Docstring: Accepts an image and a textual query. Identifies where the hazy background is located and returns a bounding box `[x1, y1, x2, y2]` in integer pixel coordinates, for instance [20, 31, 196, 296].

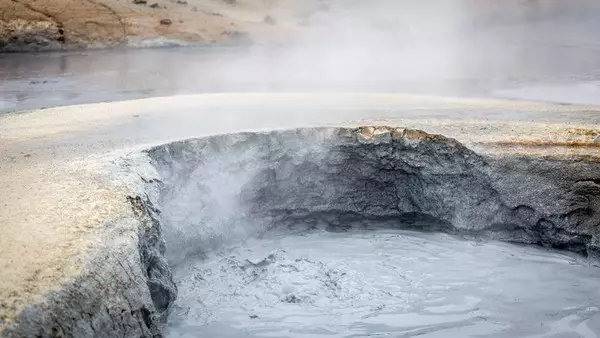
[2, 0, 600, 113]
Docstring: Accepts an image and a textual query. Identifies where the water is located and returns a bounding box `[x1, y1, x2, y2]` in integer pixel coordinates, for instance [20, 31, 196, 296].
[3, 18, 600, 115]
[167, 228, 600, 338]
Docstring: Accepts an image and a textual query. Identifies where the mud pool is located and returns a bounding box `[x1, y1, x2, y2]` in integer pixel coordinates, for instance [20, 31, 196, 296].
[166, 228, 600, 338]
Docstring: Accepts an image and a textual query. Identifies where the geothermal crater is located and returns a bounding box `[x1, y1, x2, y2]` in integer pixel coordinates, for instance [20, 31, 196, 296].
[8, 126, 599, 337]
[138, 127, 600, 337]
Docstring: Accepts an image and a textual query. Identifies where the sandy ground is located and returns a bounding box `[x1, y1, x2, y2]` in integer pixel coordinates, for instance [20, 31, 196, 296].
[1, 93, 600, 326]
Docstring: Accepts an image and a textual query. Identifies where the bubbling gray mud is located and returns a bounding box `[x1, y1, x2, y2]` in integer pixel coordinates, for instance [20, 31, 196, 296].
[166, 227, 600, 338]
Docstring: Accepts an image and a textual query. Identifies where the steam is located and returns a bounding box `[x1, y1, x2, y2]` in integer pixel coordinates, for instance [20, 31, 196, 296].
[159, 154, 261, 263]
[3, 0, 599, 112]
[155, 137, 268, 265]
[177, 0, 600, 99]
[138, 1, 600, 264]
[151, 130, 334, 265]
[206, 0, 470, 91]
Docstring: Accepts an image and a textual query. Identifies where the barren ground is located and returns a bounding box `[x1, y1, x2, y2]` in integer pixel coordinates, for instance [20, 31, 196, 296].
[1, 93, 599, 328]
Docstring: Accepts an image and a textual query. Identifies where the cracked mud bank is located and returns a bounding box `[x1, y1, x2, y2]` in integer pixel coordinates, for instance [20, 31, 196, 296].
[2, 126, 600, 337]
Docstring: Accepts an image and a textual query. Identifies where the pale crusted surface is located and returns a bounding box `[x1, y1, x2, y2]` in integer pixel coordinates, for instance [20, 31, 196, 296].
[0, 155, 134, 328]
[0, 93, 599, 326]
[352, 118, 600, 158]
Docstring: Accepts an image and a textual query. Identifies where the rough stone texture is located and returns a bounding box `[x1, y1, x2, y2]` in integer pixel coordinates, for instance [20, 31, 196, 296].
[149, 127, 600, 261]
[0, 0, 128, 52]
[1, 157, 176, 337]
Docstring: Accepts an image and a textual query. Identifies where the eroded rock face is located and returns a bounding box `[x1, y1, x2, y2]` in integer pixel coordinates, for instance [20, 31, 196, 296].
[0, 0, 126, 52]
[0, 18, 63, 52]
[149, 127, 600, 261]
[3, 191, 176, 337]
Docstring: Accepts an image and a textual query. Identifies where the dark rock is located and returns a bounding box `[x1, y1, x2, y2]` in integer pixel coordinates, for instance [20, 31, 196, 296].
[0, 32, 62, 52]
[176, 0, 187, 4]
[148, 127, 600, 258]
[133, 0, 147, 4]
[160, 18, 173, 25]
[149, 3, 159, 8]
[573, 181, 600, 196]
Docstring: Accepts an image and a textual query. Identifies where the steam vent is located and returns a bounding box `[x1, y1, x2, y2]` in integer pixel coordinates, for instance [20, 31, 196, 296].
[1, 94, 600, 337]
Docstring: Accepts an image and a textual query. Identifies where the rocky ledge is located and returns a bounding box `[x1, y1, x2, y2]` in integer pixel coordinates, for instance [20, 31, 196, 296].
[150, 127, 600, 262]
[1, 153, 177, 336]
[3, 126, 599, 336]
[2, 192, 176, 337]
